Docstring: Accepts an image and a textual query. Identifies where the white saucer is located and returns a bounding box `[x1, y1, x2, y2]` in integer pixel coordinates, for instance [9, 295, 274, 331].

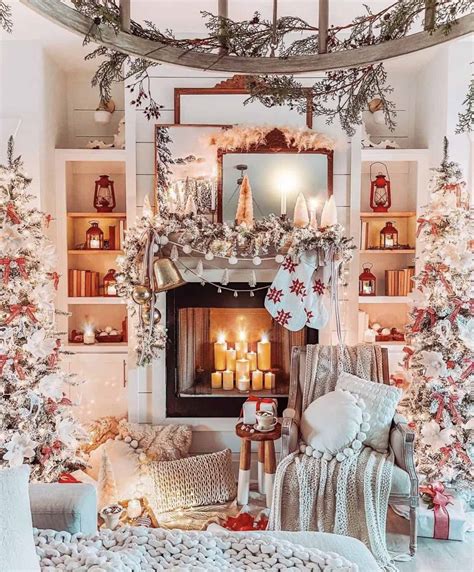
[254, 422, 277, 433]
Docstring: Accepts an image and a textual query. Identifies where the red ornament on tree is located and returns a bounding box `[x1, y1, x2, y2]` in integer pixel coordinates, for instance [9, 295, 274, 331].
[370, 163, 391, 212]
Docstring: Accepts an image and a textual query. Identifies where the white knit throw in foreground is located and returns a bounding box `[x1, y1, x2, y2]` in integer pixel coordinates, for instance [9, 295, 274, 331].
[269, 344, 397, 572]
[33, 527, 358, 571]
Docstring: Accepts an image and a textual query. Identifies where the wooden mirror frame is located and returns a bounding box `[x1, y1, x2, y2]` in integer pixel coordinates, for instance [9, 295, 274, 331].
[216, 127, 333, 223]
[174, 75, 314, 129]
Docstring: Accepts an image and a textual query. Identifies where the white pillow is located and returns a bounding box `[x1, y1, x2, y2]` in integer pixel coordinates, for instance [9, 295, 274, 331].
[300, 389, 370, 462]
[0, 465, 40, 571]
[87, 439, 149, 502]
[336, 371, 402, 452]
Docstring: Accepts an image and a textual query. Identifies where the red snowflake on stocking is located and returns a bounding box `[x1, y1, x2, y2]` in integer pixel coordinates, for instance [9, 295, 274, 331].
[305, 308, 314, 321]
[290, 278, 306, 299]
[312, 279, 325, 295]
[282, 257, 298, 273]
[275, 309, 292, 327]
[267, 287, 284, 304]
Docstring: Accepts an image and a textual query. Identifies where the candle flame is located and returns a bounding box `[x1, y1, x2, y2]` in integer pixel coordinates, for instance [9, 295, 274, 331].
[261, 332, 269, 343]
[217, 332, 226, 344]
[83, 323, 95, 336]
[309, 197, 319, 212]
[239, 330, 246, 342]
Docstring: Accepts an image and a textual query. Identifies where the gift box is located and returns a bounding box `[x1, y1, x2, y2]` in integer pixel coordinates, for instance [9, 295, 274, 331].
[241, 396, 277, 426]
[393, 483, 469, 541]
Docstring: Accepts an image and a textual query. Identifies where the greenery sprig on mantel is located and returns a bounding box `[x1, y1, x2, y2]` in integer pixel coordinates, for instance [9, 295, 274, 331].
[67, 0, 470, 136]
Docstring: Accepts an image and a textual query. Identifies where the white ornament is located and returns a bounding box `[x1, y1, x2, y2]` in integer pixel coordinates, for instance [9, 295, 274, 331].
[421, 420, 456, 452]
[23, 329, 57, 359]
[409, 288, 428, 309]
[205, 251, 214, 261]
[229, 256, 238, 265]
[159, 235, 169, 246]
[31, 283, 55, 311]
[38, 373, 64, 401]
[3, 433, 38, 467]
[182, 244, 192, 255]
[252, 256, 262, 266]
[275, 254, 284, 264]
[419, 350, 448, 379]
[0, 224, 24, 256]
[56, 419, 80, 449]
[457, 317, 474, 351]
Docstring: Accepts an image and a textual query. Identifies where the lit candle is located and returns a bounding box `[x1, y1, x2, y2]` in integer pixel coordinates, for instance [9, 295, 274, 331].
[264, 371, 275, 390]
[252, 370, 263, 391]
[363, 328, 377, 343]
[211, 371, 222, 389]
[309, 198, 319, 229]
[222, 370, 234, 390]
[247, 351, 257, 371]
[257, 334, 271, 371]
[83, 325, 95, 345]
[225, 348, 236, 371]
[280, 188, 287, 217]
[127, 499, 142, 519]
[235, 331, 248, 359]
[214, 334, 227, 371]
[293, 192, 309, 228]
[236, 358, 250, 380]
[237, 376, 250, 392]
[89, 238, 101, 249]
[320, 196, 338, 227]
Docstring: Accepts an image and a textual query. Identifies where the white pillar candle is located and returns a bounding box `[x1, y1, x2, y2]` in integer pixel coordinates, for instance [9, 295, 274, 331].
[309, 197, 319, 229]
[236, 358, 250, 380]
[252, 370, 263, 391]
[257, 336, 271, 371]
[264, 371, 275, 390]
[226, 348, 236, 371]
[246, 351, 257, 371]
[214, 336, 227, 371]
[211, 371, 222, 389]
[320, 196, 337, 227]
[237, 376, 250, 392]
[83, 326, 95, 345]
[222, 370, 234, 390]
[235, 331, 248, 359]
[280, 188, 287, 216]
[127, 499, 142, 519]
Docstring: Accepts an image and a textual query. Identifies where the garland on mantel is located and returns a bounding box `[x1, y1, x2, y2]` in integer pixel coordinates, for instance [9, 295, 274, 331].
[116, 212, 354, 365]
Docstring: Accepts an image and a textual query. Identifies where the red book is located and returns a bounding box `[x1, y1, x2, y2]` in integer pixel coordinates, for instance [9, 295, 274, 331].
[85, 271, 92, 297]
[108, 225, 116, 250]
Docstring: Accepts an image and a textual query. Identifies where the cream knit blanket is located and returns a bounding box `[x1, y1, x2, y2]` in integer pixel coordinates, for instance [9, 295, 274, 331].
[269, 344, 397, 571]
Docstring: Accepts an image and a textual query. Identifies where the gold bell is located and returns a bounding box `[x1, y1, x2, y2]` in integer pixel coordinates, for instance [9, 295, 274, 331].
[153, 257, 185, 292]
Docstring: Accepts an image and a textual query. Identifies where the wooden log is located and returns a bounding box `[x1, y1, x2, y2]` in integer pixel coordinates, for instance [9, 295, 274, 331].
[424, 0, 436, 31]
[20, 0, 474, 73]
[318, 0, 328, 54]
[218, 0, 228, 55]
[119, 0, 130, 33]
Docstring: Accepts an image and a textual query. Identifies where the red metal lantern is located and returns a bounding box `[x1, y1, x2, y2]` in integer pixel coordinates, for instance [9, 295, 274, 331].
[380, 221, 398, 249]
[359, 263, 376, 296]
[103, 268, 117, 296]
[94, 175, 116, 213]
[370, 163, 391, 212]
[86, 220, 104, 250]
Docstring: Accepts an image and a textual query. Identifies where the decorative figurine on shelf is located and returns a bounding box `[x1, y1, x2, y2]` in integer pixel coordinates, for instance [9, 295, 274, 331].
[380, 221, 398, 248]
[86, 221, 104, 249]
[370, 163, 391, 212]
[359, 263, 377, 296]
[94, 175, 116, 213]
[103, 269, 118, 296]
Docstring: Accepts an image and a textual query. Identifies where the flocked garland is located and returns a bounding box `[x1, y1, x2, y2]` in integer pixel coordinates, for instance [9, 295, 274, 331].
[116, 212, 354, 365]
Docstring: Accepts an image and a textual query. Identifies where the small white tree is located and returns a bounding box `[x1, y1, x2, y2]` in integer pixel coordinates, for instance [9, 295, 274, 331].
[98, 448, 118, 509]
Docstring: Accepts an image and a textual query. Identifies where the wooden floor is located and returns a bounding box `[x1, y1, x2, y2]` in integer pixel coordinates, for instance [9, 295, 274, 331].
[387, 509, 473, 572]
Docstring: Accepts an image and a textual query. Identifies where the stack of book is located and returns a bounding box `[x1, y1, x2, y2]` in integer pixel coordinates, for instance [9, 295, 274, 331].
[360, 221, 369, 250]
[385, 267, 415, 296]
[68, 270, 101, 297]
[107, 222, 125, 250]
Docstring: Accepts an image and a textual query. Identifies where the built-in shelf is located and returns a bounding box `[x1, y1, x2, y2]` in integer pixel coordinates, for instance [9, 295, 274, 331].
[359, 249, 416, 254]
[68, 212, 126, 218]
[64, 343, 128, 354]
[68, 297, 126, 305]
[360, 211, 416, 218]
[68, 250, 123, 255]
[359, 296, 409, 304]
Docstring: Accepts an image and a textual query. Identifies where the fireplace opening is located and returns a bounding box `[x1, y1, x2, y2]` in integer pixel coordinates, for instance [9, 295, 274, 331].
[166, 283, 317, 418]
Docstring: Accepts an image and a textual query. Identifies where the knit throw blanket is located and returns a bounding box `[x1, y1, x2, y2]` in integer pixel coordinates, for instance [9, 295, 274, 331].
[269, 344, 396, 571]
[33, 527, 358, 571]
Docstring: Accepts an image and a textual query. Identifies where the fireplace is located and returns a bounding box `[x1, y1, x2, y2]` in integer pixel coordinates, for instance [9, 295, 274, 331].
[166, 283, 317, 417]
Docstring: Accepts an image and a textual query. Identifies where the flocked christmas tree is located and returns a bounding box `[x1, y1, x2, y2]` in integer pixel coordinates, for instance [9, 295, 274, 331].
[405, 138, 473, 493]
[0, 137, 85, 481]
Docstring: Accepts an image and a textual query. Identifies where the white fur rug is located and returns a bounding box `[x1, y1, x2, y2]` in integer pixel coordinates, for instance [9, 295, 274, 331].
[34, 526, 358, 571]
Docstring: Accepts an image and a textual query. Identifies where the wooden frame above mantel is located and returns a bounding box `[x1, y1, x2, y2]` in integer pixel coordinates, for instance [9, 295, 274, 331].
[174, 75, 314, 129]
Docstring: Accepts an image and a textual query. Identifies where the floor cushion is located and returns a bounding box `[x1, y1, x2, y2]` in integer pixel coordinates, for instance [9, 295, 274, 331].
[0, 465, 40, 572]
[29, 483, 97, 534]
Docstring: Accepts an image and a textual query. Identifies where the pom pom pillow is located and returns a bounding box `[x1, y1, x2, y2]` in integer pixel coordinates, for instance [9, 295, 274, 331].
[336, 371, 402, 453]
[300, 389, 370, 462]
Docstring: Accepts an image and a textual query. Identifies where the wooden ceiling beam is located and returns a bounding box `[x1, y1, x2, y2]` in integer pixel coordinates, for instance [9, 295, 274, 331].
[20, 0, 474, 74]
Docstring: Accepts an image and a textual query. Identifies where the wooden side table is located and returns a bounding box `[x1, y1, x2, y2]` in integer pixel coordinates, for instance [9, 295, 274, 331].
[235, 422, 281, 508]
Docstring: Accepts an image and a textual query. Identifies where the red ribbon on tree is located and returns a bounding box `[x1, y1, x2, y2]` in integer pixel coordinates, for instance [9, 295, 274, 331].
[5, 202, 20, 224]
[48, 272, 60, 290]
[0, 355, 8, 375]
[13, 352, 25, 380]
[403, 346, 414, 368]
[0, 257, 28, 284]
[419, 483, 453, 540]
[440, 442, 471, 467]
[461, 360, 474, 381]
[412, 308, 437, 332]
[432, 392, 461, 424]
[4, 303, 38, 325]
[417, 217, 439, 237]
[47, 339, 61, 368]
[422, 264, 453, 295]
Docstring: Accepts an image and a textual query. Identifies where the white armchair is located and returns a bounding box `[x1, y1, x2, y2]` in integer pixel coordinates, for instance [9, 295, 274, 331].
[281, 345, 418, 556]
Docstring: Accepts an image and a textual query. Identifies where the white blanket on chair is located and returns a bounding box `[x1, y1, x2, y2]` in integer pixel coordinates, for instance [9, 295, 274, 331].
[34, 526, 359, 571]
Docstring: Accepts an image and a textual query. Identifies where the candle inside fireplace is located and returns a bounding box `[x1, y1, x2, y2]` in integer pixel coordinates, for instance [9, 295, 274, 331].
[237, 376, 250, 392]
[264, 371, 275, 390]
[252, 369, 263, 391]
[235, 331, 248, 359]
[225, 348, 236, 371]
[257, 335, 271, 371]
[247, 351, 257, 371]
[222, 370, 234, 390]
[236, 358, 250, 380]
[211, 371, 222, 389]
[214, 335, 227, 371]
